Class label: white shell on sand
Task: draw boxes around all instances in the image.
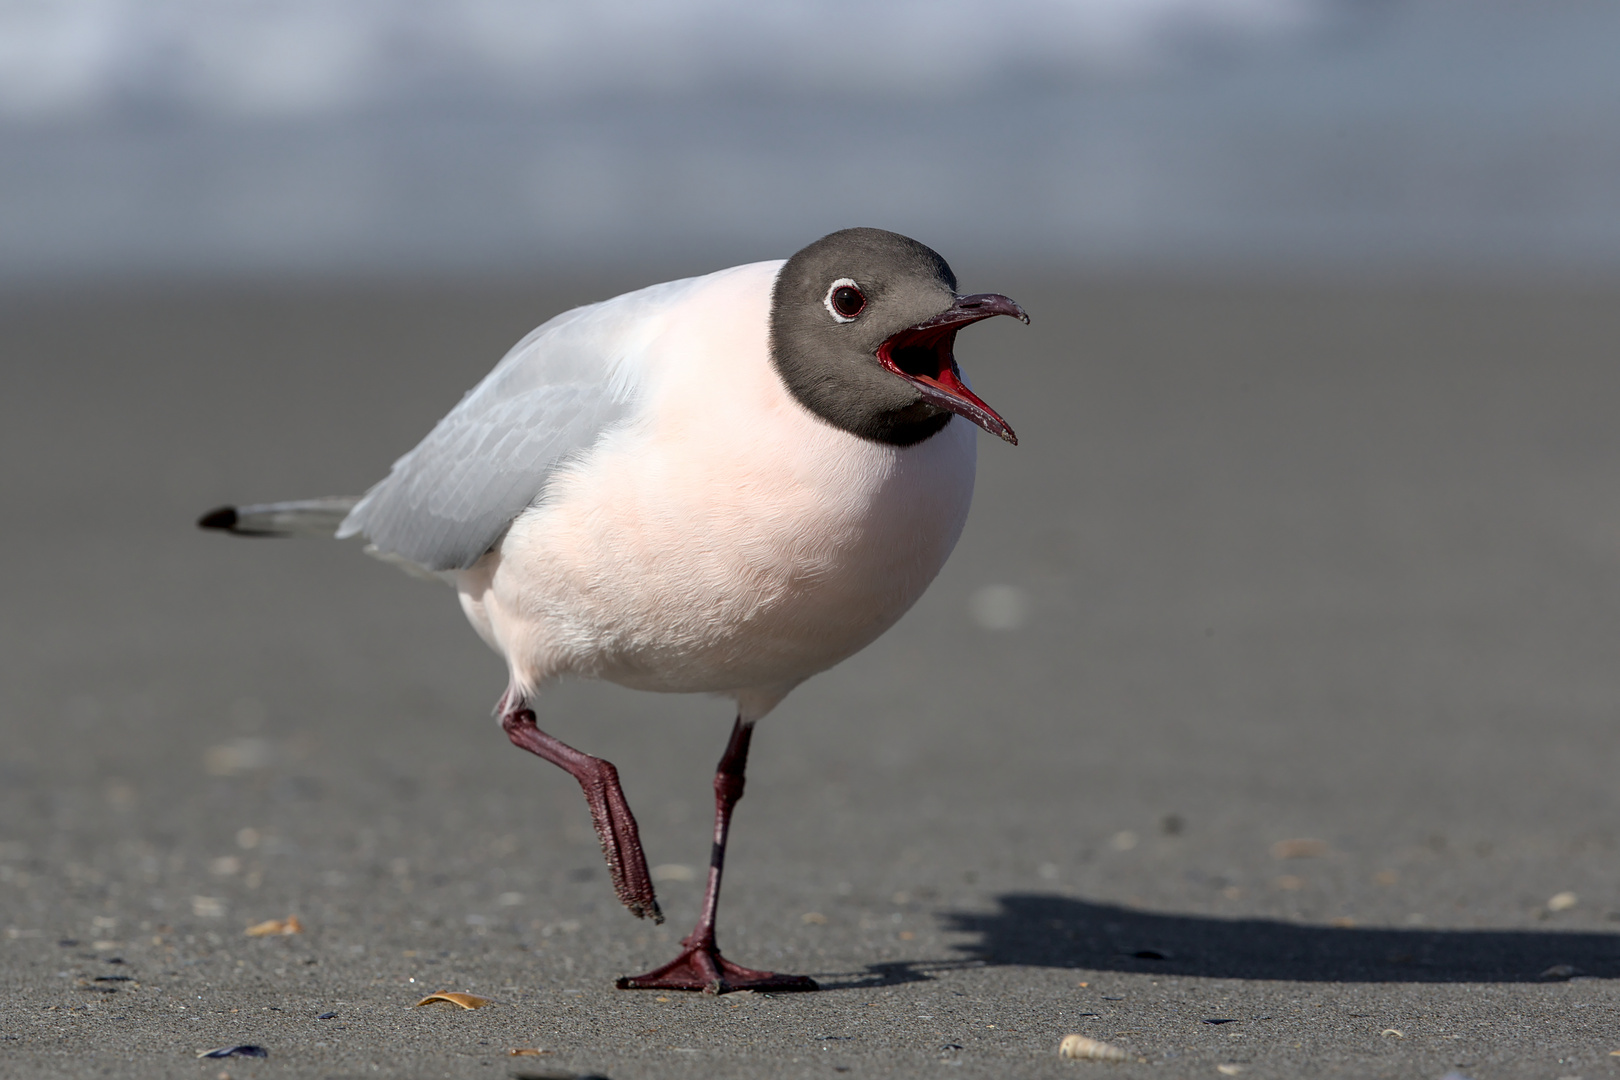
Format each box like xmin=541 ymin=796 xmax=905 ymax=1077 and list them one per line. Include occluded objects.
xmin=1058 ymin=1034 xmax=1131 ymax=1061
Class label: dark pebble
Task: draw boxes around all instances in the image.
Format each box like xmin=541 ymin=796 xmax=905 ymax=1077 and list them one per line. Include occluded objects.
xmin=198 ymin=1045 xmax=269 ymax=1059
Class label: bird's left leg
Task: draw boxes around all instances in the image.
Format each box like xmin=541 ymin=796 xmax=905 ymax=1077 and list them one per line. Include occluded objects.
xmin=500 ymin=694 xmax=662 ymax=923
xmin=616 ymin=717 xmax=817 ymax=994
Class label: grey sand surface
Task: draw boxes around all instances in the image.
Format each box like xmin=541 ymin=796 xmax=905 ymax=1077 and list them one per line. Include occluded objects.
xmin=2 ymin=276 xmax=1619 ymax=1077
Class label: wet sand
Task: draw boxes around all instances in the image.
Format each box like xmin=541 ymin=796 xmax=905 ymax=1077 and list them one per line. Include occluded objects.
xmin=2 ymin=274 xmax=1619 ymax=1078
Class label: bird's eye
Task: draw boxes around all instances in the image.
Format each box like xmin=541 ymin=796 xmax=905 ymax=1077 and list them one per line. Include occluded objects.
xmin=824 ymin=278 xmax=866 ymax=322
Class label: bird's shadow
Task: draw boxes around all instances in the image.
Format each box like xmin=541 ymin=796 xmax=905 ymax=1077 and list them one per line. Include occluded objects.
xmin=904 ymin=892 xmax=1620 ymax=983
xmin=813 ymin=959 xmax=970 ymax=991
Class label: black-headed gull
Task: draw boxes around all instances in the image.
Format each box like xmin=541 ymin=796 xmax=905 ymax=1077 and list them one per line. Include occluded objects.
xmin=200 ymin=227 xmax=1026 ymax=993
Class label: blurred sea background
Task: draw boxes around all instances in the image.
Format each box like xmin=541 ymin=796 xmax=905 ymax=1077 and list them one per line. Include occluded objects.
xmin=3 ymin=0 xmax=1617 ymax=287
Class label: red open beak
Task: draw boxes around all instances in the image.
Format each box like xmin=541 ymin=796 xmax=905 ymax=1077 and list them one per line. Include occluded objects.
xmin=875 ymin=293 xmax=1026 ymax=445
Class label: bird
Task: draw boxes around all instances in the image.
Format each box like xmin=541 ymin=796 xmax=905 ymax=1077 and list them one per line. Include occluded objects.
xmin=199 ymin=227 xmax=1026 ymax=994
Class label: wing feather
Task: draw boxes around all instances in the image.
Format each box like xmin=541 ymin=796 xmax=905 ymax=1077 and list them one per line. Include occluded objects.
xmin=339 ymin=274 xmax=703 ymax=570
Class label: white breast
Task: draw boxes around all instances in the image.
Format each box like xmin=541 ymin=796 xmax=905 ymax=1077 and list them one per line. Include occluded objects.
xmin=453 ymin=261 xmax=977 ymax=721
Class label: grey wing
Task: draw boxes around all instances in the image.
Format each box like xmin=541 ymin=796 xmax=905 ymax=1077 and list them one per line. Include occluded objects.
xmin=338 ymin=383 xmax=628 ymax=571
xmin=338 ymin=279 xmax=694 ymax=571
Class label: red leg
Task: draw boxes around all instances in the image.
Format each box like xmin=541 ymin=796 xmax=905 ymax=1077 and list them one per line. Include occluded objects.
xmin=501 ymin=700 xmax=661 ymax=924
xmin=617 ymin=718 xmax=818 ymax=994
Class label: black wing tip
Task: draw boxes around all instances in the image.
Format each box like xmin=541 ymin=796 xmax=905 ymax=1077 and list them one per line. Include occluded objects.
xmin=197 ymin=506 xmax=239 ymax=531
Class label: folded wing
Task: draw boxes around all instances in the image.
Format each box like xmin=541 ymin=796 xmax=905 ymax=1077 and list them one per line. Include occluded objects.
xmin=339 ymin=274 xmax=702 ymax=571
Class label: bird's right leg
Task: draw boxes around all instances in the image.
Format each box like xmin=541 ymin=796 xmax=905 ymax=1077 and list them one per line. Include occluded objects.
xmin=499 ymin=694 xmax=662 ymax=924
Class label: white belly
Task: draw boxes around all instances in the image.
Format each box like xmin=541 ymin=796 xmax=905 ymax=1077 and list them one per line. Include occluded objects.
xmin=455 ymin=409 xmax=976 ymax=718
xmin=448 ymin=260 xmax=979 ymax=721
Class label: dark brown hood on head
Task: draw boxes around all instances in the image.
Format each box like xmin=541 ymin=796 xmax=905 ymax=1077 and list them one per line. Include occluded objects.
xmin=768 ymin=227 xmax=1024 ymax=447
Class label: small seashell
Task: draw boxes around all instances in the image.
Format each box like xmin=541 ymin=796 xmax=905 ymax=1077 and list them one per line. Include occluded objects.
xmin=1271 ymin=838 xmax=1328 ymax=860
xmin=244 ymin=916 xmax=303 ymax=937
xmin=1058 ymin=1034 xmax=1130 ymax=1061
xmin=414 ymin=992 xmax=491 ymax=1009
xmin=1547 ymin=891 xmax=1578 ymax=912
xmin=508 ymin=1048 xmax=552 ymax=1057
xmin=1216 ymin=1066 xmax=1243 ymax=1076
xmin=1380 ymin=1028 xmax=1404 ymax=1038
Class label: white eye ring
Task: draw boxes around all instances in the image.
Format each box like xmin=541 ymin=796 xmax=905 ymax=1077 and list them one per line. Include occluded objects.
xmin=824 ymin=278 xmax=865 ymax=322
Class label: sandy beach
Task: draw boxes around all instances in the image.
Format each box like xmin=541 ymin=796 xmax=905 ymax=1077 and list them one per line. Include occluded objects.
xmin=2 ymin=274 xmax=1618 ymax=1078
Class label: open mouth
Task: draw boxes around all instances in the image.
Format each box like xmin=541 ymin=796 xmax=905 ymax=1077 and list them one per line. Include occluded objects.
xmin=875 ymin=293 xmax=1026 ymax=445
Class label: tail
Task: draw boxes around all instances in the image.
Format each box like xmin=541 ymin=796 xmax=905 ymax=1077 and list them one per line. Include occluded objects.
xmin=197 ymin=496 xmax=361 ymax=538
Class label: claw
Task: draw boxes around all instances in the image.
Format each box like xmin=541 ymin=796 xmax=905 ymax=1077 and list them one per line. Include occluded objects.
xmin=617 ymin=940 xmax=817 ymax=994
